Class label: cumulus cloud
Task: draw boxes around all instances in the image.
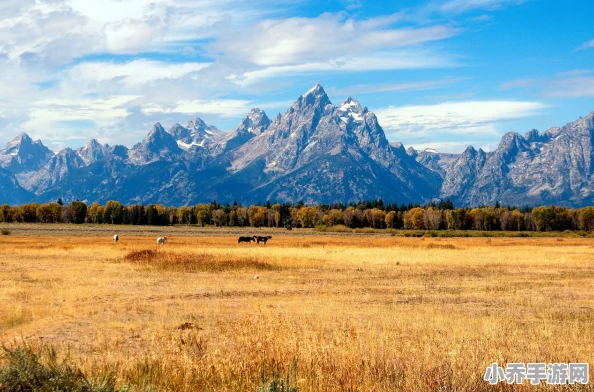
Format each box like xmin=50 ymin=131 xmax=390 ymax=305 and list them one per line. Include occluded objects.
xmin=375 ymin=100 xmax=547 ymax=138
xmin=0 ymin=1 xmax=463 ymax=149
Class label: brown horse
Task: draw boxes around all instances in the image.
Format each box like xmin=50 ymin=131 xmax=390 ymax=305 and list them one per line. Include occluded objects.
xmin=255 ymin=236 xmax=272 ymax=245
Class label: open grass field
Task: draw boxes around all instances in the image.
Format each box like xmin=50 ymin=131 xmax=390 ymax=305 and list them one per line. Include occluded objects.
xmin=0 ymin=226 xmax=593 ymax=391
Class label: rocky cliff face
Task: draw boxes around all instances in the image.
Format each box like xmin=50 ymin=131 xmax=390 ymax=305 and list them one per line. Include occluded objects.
xmin=223 ymin=84 xmax=440 ymax=203
xmin=437 ymin=113 xmax=594 ymax=207
xmin=0 ymin=168 xmax=33 ymax=205
xmin=0 ymin=133 xmax=54 ymax=174
xmin=168 ymin=118 xmax=223 ymax=151
xmin=1 ymin=85 xmax=593 ymax=207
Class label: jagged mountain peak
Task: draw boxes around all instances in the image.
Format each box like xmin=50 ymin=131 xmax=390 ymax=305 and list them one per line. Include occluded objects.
xmin=462 ymin=145 xmax=477 ymax=156
xmin=128 ymin=123 xmax=182 ymax=164
xmin=301 ymin=83 xmax=325 ymax=97
xmin=149 ymin=122 xmax=166 ymax=134
xmin=238 ymin=108 xmax=270 ymax=135
xmin=77 ymin=139 xmax=109 ymax=165
xmin=58 ymin=147 xmax=75 ymax=155
xmin=246 ymin=108 xmax=269 ymax=122
xmin=2 ymin=89 xmax=594 ymax=208
xmin=3 ymin=132 xmax=36 ymax=152
xmin=186 ymin=117 xmax=207 ymax=130
xmin=1 ymin=132 xmax=54 ymax=174
xmin=294 ymin=83 xmax=332 ymax=111
xmin=82 ymin=138 xmax=103 ymax=149
xmin=170 ymin=123 xmax=185 ymax=131
xmin=497 ymin=132 xmax=529 ymax=158
xmin=142 ymin=123 xmax=171 ymax=144
xmin=337 ymin=97 xmax=364 ymax=118
xmin=339 ymin=96 xmax=362 ymax=108
xmin=12 ymin=132 xmax=32 ymax=143
xmin=524 ymin=129 xmax=540 ymax=142
xmin=249 ymin=108 xmax=265 ymax=115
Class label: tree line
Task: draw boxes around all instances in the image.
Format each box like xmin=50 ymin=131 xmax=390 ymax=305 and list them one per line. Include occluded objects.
xmin=1 ymin=198 xmax=594 ymax=232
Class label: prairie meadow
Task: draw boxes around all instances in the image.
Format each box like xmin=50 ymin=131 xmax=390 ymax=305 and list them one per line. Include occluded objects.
xmin=0 ymin=227 xmax=593 ymax=391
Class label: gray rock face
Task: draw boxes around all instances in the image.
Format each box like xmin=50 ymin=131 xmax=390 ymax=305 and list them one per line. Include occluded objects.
xmin=21 ymin=148 xmax=86 ymax=194
xmin=76 ymin=139 xmax=111 ymax=166
xmin=0 ymin=168 xmax=33 ymax=205
xmin=412 ymin=149 xmax=460 ymax=179
xmin=0 ymin=133 xmax=54 ymax=174
xmin=168 ymin=118 xmax=223 ymax=150
xmin=225 ymin=84 xmax=441 ymax=203
xmin=440 ymin=146 xmax=488 ymax=205
xmin=211 ymin=109 xmax=271 ymax=155
xmin=438 ymin=112 xmax=594 ymax=207
xmin=129 ymin=123 xmax=184 ymax=164
xmin=2 ymin=85 xmax=594 ymax=207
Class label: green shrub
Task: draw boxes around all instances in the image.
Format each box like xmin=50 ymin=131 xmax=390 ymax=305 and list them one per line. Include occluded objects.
xmin=0 ymin=229 xmax=9 ymax=236
xmin=0 ymin=345 xmax=123 ymax=391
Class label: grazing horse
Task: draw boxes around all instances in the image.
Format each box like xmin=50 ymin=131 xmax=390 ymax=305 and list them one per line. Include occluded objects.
xmin=113 ymin=234 xmax=119 ymax=243
xmin=238 ymin=236 xmax=255 ymax=244
xmin=255 ymin=236 xmax=272 ymax=245
xmin=157 ymin=236 xmax=167 ymax=245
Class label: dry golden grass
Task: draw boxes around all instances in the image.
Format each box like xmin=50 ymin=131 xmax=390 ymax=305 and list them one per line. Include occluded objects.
xmin=0 ymin=230 xmax=593 ymax=391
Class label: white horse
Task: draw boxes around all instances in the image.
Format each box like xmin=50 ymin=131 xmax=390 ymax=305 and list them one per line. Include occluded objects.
xmin=113 ymin=234 xmax=119 ymax=243
xmin=157 ymin=236 xmax=167 ymax=245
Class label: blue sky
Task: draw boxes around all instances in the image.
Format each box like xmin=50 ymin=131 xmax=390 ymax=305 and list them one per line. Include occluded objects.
xmin=0 ymin=0 xmax=593 ymax=152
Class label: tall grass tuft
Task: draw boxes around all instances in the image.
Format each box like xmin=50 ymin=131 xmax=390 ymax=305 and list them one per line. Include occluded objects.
xmin=124 ymin=250 xmax=281 ymax=272
xmin=0 ymin=345 xmax=123 ymax=392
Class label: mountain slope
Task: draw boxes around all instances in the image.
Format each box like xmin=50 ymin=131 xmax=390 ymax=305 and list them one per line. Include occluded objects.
xmin=0 ymin=168 xmax=33 ymax=205
xmin=0 ymin=133 xmax=54 ymax=174
xmin=3 ymin=85 xmax=594 ymax=207
xmin=225 ymin=84 xmax=441 ymax=203
xmin=440 ymin=113 xmax=594 ymax=207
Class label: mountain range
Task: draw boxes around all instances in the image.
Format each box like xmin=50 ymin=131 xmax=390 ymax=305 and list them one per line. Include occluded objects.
xmin=1 ymin=84 xmax=593 ymax=207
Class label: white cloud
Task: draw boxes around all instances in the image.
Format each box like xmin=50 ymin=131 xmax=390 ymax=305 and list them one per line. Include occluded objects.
xmin=102 ymin=18 xmax=167 ymax=53
xmin=0 ymin=1 xmax=464 ymax=149
xmin=25 ymin=95 xmax=141 ymax=130
xmin=440 ymin=0 xmax=523 ymax=13
xmin=66 ymin=60 xmax=210 ymax=87
xmin=576 ymin=39 xmax=594 ymax=51
xmin=328 ymin=78 xmax=465 ymax=96
xmin=141 ymin=99 xmax=254 ymax=118
xmin=375 ymin=100 xmax=547 ymax=136
xmin=229 ymin=51 xmax=458 ymax=86
xmin=546 ymin=74 xmax=594 ymax=98
xmin=501 ymin=70 xmax=594 ymax=98
xmin=214 ymin=13 xmax=458 ymax=67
